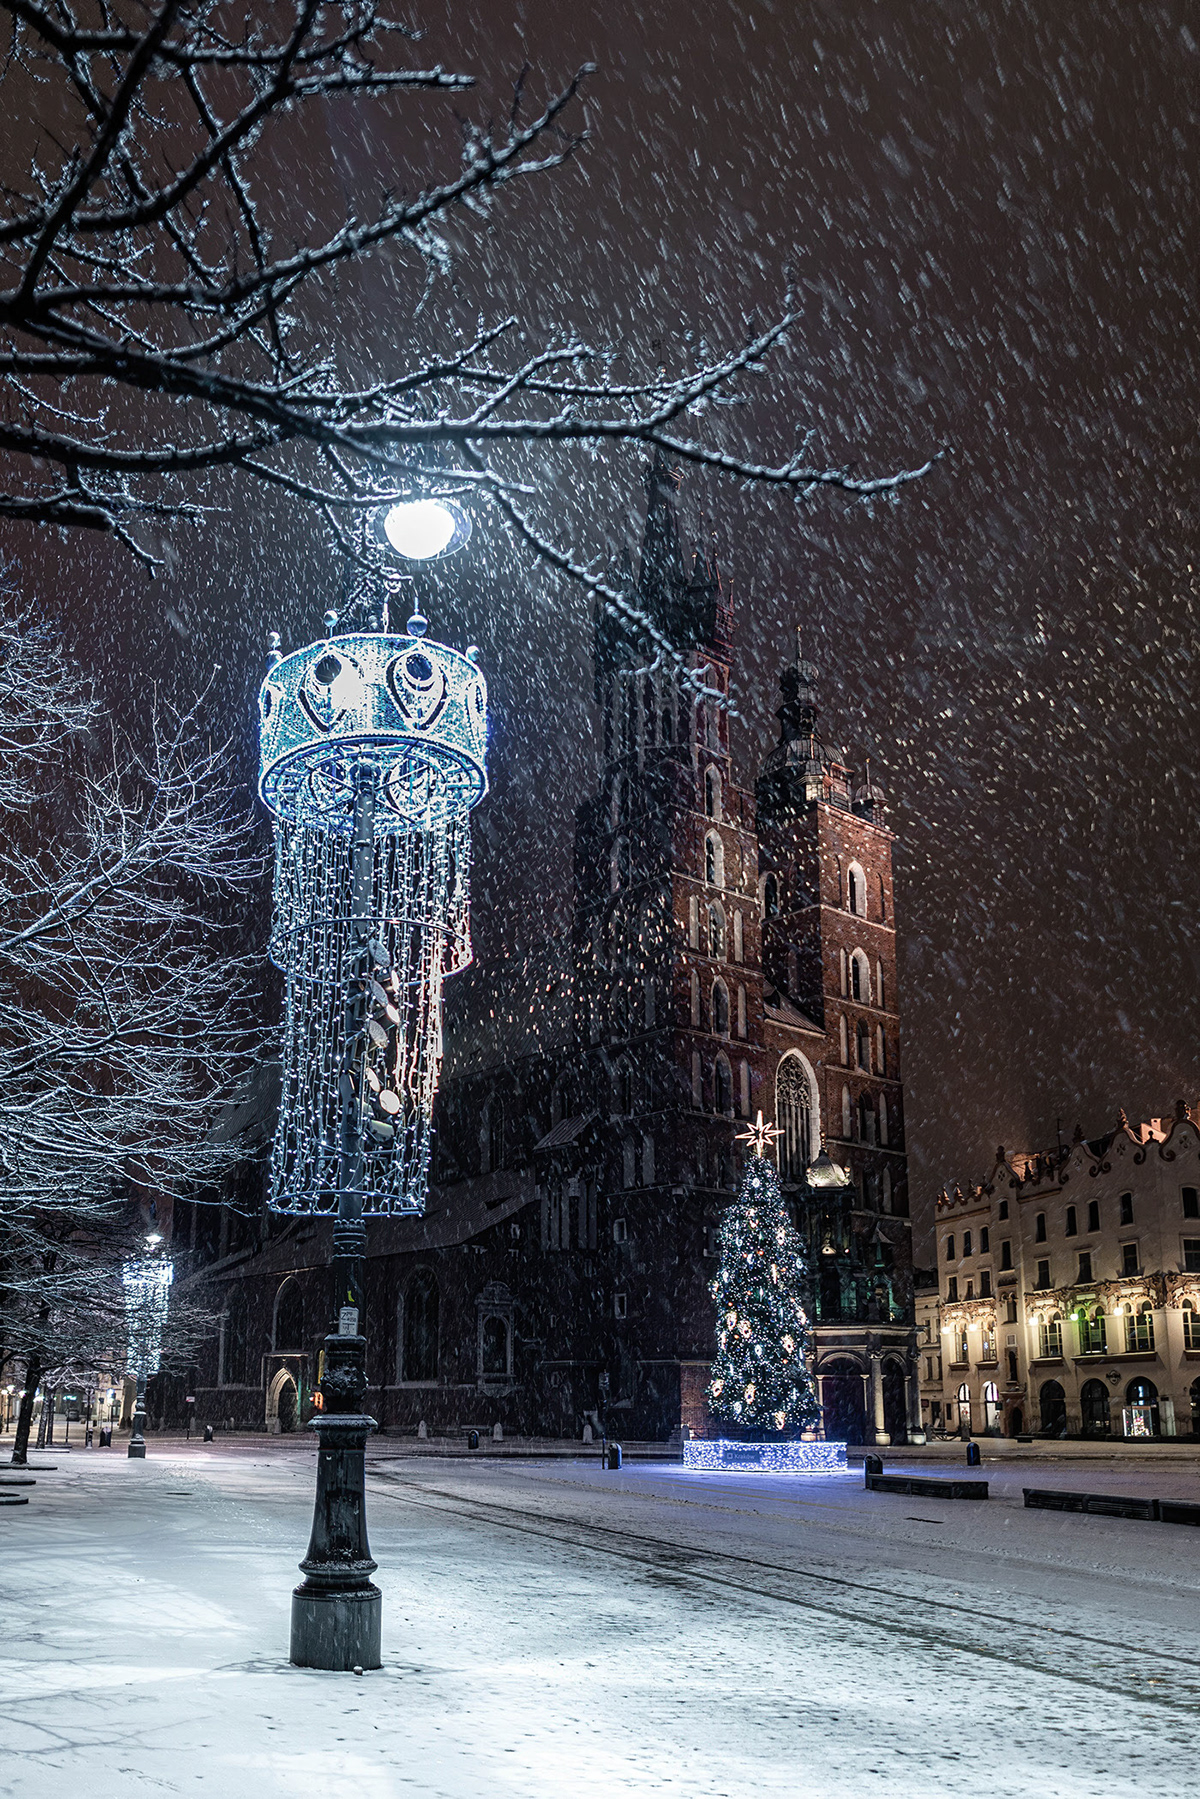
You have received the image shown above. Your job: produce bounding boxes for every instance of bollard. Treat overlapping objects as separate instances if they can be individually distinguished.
[467,1429,480,1451]
[606,1442,622,1470]
[203,1424,214,1443]
[966,1440,981,1467]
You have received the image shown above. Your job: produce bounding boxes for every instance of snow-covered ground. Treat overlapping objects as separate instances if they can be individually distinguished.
[1,1442,1196,1798]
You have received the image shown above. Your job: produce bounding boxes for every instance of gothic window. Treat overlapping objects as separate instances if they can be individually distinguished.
[839,1015,849,1064]
[708,902,726,959]
[402,1270,439,1382]
[480,1314,511,1379]
[879,1099,889,1146]
[881,1168,893,1213]
[858,1093,876,1145]
[733,910,744,963]
[223,1287,249,1386]
[688,895,700,949]
[704,832,724,887]
[641,1132,655,1186]
[761,872,779,918]
[273,1278,304,1352]
[775,1053,818,1182]
[878,875,886,921]
[876,1026,886,1075]
[856,1020,870,1070]
[847,861,866,916]
[622,1136,637,1189]
[736,984,747,1039]
[841,1085,852,1138]
[850,950,870,1003]
[486,1099,506,1173]
[704,766,722,821]
[714,1056,733,1117]
[712,980,730,1036]
[839,948,848,997]
[690,970,700,1028]
[691,1051,702,1109]
[739,1060,751,1118]
[876,960,885,1009]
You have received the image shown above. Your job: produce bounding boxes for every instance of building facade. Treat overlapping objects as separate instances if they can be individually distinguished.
[925,1105,1200,1439]
[175,465,920,1445]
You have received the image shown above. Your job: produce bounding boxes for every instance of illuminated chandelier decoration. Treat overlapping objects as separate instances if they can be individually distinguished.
[122,1252,174,1380]
[258,515,488,1219]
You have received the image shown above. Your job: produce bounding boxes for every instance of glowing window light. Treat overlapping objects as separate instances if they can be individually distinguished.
[381,499,469,561]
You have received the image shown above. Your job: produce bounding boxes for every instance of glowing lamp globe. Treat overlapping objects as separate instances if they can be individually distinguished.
[380,498,470,561]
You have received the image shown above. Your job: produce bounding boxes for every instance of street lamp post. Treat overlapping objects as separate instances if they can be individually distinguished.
[258,500,486,1671]
[123,1233,172,1460]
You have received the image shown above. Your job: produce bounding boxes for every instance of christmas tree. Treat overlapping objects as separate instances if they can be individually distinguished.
[706,1114,821,1436]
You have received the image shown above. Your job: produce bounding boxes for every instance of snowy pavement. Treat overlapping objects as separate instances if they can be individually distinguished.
[1,1445,1196,1799]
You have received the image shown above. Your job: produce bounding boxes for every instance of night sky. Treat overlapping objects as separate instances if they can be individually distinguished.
[6,2,1199,1252]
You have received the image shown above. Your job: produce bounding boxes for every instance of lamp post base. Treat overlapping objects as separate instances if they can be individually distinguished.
[290,1584,382,1670]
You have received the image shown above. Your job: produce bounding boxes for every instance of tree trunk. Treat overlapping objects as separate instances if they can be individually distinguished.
[10,1358,42,1466]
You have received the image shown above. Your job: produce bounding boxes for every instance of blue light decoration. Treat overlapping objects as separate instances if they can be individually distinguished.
[258,595,488,1217]
[682,1438,848,1473]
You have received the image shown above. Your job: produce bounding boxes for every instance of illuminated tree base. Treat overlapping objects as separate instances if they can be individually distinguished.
[683,1439,848,1473]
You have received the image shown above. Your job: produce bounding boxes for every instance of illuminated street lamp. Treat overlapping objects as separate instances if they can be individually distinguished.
[122,1232,173,1460]
[259,499,486,1671]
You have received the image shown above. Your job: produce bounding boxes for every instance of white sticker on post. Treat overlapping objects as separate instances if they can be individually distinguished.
[338,1306,359,1337]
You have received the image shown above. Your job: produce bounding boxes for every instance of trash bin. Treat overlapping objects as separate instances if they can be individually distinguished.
[99,1428,112,1448]
[864,1454,883,1476]
[467,1429,480,1451]
[203,1424,214,1443]
[606,1442,622,1470]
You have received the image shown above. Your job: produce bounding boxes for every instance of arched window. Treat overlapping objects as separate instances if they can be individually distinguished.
[708,902,726,959]
[273,1278,304,1352]
[691,1051,702,1108]
[480,1314,510,1378]
[713,1056,733,1117]
[856,1020,870,1071]
[839,1016,849,1064]
[1080,1378,1110,1437]
[876,960,886,1010]
[223,1287,249,1386]
[704,832,724,888]
[690,970,700,1028]
[876,1027,886,1076]
[1125,1301,1155,1353]
[847,861,866,916]
[850,950,870,1003]
[486,1099,506,1173]
[881,1168,893,1214]
[841,1085,852,1139]
[982,1381,1001,1433]
[641,1131,655,1187]
[736,984,747,1039]
[858,1093,876,1145]
[957,1382,973,1433]
[712,980,730,1036]
[761,873,779,918]
[688,894,700,949]
[878,1100,889,1147]
[704,766,722,821]
[401,1270,439,1382]
[1183,1300,1200,1352]
[1039,1380,1067,1435]
[622,1135,637,1189]
[775,1053,818,1181]
[739,1059,751,1118]
[733,910,744,963]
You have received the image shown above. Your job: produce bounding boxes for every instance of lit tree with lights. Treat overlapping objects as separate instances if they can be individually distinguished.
[706,1114,821,1437]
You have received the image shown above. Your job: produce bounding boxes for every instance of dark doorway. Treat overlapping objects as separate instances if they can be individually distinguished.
[1080,1378,1111,1437]
[274,1280,304,1353]
[882,1360,907,1442]
[1039,1380,1067,1436]
[820,1362,866,1445]
[278,1378,298,1432]
[1008,1406,1024,1438]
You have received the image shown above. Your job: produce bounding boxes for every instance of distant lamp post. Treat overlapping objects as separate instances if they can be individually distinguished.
[259,498,486,1671]
[122,1233,173,1460]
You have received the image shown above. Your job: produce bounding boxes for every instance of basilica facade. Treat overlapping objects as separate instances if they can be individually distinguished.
[178,465,921,1446]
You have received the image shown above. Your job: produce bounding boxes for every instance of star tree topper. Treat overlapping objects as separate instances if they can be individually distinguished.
[737,1110,782,1157]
